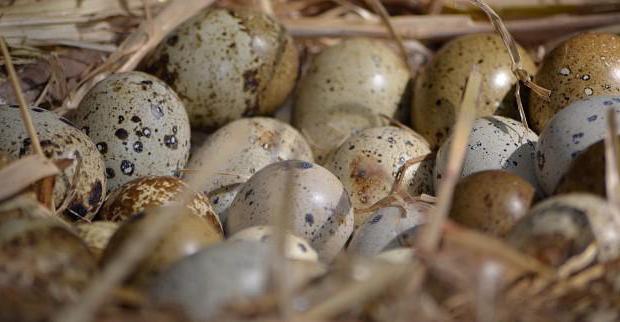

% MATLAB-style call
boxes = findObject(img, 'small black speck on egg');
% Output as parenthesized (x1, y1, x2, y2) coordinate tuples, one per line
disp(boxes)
(120, 160, 135, 175)
(115, 128, 129, 140)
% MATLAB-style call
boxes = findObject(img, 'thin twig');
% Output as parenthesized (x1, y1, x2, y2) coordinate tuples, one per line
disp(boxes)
(605, 108, 620, 210)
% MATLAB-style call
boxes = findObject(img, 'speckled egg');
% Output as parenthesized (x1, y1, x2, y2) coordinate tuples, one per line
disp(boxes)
(229, 225, 318, 262)
(187, 117, 313, 220)
(435, 116, 539, 191)
(102, 208, 224, 287)
(535, 96, 620, 194)
(293, 38, 410, 162)
(75, 221, 119, 259)
(506, 193, 615, 267)
(0, 105, 106, 221)
(226, 160, 354, 262)
(324, 126, 432, 224)
(555, 138, 611, 198)
(70, 71, 190, 192)
(143, 8, 298, 131)
(449, 170, 535, 237)
(413, 33, 536, 147)
(347, 201, 429, 257)
(96, 176, 221, 229)
(528, 33, 620, 132)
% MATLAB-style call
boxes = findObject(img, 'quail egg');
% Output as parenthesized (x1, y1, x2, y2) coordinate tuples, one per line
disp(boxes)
(528, 32, 620, 132)
(449, 170, 535, 237)
(0, 105, 106, 221)
(555, 138, 613, 198)
(75, 221, 119, 259)
(70, 71, 190, 192)
(507, 193, 617, 267)
(96, 176, 221, 230)
(187, 117, 313, 220)
(293, 38, 410, 162)
(324, 126, 432, 224)
(226, 160, 354, 262)
(101, 208, 224, 287)
(435, 115, 539, 191)
(229, 225, 318, 262)
(413, 33, 536, 147)
(143, 8, 298, 131)
(535, 96, 620, 194)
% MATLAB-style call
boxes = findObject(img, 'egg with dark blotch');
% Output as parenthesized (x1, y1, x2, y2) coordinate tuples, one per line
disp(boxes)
(535, 96, 620, 195)
(506, 193, 615, 267)
(0, 218, 97, 302)
(96, 176, 221, 230)
(293, 38, 410, 162)
(554, 138, 613, 198)
(435, 116, 540, 192)
(69, 71, 190, 192)
(143, 8, 298, 131)
(0, 105, 106, 221)
(225, 160, 354, 262)
(101, 208, 224, 287)
(75, 221, 119, 259)
(412, 33, 536, 147)
(528, 32, 620, 132)
(187, 117, 313, 220)
(229, 225, 318, 262)
(324, 126, 432, 225)
(449, 170, 535, 237)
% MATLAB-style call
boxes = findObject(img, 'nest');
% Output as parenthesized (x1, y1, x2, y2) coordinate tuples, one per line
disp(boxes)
(1, 0, 620, 322)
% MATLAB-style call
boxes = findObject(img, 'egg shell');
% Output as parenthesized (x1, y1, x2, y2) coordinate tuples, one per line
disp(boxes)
(506, 193, 615, 267)
(449, 170, 535, 237)
(324, 126, 432, 224)
(535, 96, 620, 195)
(555, 138, 611, 198)
(187, 117, 313, 220)
(413, 33, 536, 147)
(102, 208, 224, 287)
(150, 240, 323, 321)
(229, 225, 318, 262)
(96, 176, 221, 230)
(347, 202, 429, 257)
(0, 105, 106, 221)
(528, 32, 620, 132)
(70, 71, 190, 192)
(293, 38, 410, 162)
(143, 8, 298, 131)
(75, 221, 119, 259)
(435, 115, 539, 191)
(225, 160, 354, 262)
(0, 218, 97, 300)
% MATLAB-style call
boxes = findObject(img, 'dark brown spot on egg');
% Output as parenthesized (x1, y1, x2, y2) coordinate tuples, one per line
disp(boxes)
(106, 167, 116, 178)
(115, 128, 129, 140)
(120, 160, 135, 175)
(96, 142, 108, 154)
(131, 116, 141, 123)
(164, 135, 178, 149)
(89, 181, 103, 206)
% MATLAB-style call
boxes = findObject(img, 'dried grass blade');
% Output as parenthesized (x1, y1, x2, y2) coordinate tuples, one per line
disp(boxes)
(0, 154, 59, 202)
(605, 108, 620, 210)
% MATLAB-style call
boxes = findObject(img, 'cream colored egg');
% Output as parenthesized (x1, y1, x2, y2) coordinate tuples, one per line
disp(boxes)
(229, 225, 318, 262)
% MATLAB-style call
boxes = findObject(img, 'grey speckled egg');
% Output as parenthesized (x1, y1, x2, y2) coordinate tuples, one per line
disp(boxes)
(229, 225, 318, 262)
(143, 8, 299, 131)
(535, 96, 620, 195)
(293, 38, 410, 162)
(324, 126, 432, 225)
(226, 160, 354, 262)
(347, 202, 429, 257)
(70, 71, 190, 192)
(0, 105, 106, 221)
(507, 193, 616, 267)
(435, 116, 539, 191)
(187, 117, 313, 221)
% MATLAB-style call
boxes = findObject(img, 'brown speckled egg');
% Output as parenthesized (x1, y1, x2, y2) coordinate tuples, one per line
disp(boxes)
(226, 160, 354, 262)
(449, 170, 535, 237)
(528, 32, 620, 132)
(143, 8, 298, 131)
(75, 221, 119, 259)
(102, 208, 223, 287)
(293, 38, 410, 162)
(412, 33, 536, 147)
(70, 71, 190, 192)
(506, 193, 614, 267)
(229, 225, 318, 262)
(324, 126, 432, 225)
(0, 218, 97, 301)
(97, 176, 221, 229)
(187, 117, 313, 220)
(0, 105, 106, 221)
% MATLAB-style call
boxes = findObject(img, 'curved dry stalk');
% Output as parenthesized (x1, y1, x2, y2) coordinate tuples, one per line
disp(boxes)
(0, 154, 59, 202)
(605, 108, 620, 210)
(54, 156, 82, 216)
